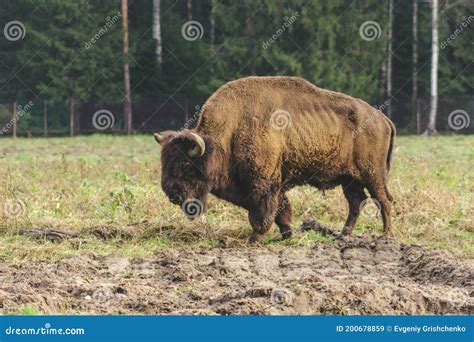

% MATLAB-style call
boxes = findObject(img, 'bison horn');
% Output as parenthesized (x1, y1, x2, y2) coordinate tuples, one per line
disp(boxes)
(188, 132, 206, 157)
(154, 133, 165, 144)
(154, 131, 179, 145)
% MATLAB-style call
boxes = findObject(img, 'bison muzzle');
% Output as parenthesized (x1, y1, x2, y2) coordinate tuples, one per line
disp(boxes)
(154, 76, 395, 243)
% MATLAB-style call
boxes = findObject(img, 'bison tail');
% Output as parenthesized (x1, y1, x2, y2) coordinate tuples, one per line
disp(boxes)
(386, 119, 396, 172)
(385, 118, 396, 202)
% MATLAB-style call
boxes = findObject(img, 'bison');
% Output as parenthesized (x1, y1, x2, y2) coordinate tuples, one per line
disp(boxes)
(154, 76, 395, 242)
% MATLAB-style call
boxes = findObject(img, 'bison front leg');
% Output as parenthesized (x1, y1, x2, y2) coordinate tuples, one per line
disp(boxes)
(246, 188, 280, 243)
(275, 194, 293, 240)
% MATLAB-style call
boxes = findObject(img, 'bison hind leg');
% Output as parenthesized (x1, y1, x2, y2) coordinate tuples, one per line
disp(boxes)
(366, 179, 394, 237)
(339, 180, 367, 237)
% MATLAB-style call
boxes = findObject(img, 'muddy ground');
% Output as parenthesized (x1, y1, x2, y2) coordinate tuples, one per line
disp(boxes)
(1, 233, 472, 315)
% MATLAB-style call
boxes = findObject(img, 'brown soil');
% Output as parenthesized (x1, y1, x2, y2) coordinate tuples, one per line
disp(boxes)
(0, 236, 472, 315)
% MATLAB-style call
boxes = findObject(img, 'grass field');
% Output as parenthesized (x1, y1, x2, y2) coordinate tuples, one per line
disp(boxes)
(0, 134, 473, 261)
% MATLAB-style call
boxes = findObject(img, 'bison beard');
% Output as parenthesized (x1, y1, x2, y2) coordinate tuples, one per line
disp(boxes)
(154, 76, 396, 243)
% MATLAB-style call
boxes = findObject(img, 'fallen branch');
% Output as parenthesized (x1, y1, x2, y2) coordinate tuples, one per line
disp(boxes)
(20, 228, 79, 241)
(300, 218, 339, 237)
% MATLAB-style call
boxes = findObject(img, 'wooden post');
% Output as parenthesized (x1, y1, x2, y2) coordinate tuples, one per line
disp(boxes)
(121, 0, 133, 134)
(184, 96, 189, 125)
(69, 98, 75, 137)
(416, 99, 421, 135)
(12, 101, 17, 138)
(43, 101, 48, 137)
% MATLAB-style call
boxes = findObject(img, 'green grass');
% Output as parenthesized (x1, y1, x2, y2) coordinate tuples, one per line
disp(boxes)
(0, 134, 473, 260)
(13, 304, 44, 315)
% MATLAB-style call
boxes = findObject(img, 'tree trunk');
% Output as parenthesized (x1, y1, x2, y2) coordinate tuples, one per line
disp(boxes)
(69, 98, 75, 137)
(43, 100, 48, 137)
(386, 0, 393, 118)
(152, 0, 162, 64)
(121, 0, 133, 134)
(424, 0, 439, 135)
(187, 0, 192, 20)
(12, 101, 17, 139)
(210, 1, 215, 74)
(412, 0, 418, 122)
(210, 1, 215, 47)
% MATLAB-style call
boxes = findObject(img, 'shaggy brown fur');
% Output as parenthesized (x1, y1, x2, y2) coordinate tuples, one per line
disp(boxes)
(155, 76, 396, 242)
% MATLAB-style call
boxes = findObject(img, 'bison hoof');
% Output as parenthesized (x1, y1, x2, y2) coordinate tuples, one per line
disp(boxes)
(247, 233, 260, 244)
(281, 230, 292, 240)
(336, 229, 352, 240)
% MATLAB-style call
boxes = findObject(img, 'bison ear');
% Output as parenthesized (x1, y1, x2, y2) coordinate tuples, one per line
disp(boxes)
(154, 131, 178, 145)
(187, 132, 206, 157)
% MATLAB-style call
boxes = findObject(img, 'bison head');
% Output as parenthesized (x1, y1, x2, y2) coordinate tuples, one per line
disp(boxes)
(154, 130, 212, 219)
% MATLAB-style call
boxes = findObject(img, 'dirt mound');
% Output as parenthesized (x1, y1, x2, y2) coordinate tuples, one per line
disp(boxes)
(0, 236, 472, 315)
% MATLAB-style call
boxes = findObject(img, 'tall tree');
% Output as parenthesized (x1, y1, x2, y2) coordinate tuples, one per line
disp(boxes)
(387, 0, 394, 118)
(412, 0, 418, 122)
(424, 0, 439, 135)
(152, 0, 163, 64)
(210, 1, 216, 75)
(121, 0, 133, 134)
(187, 0, 192, 20)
